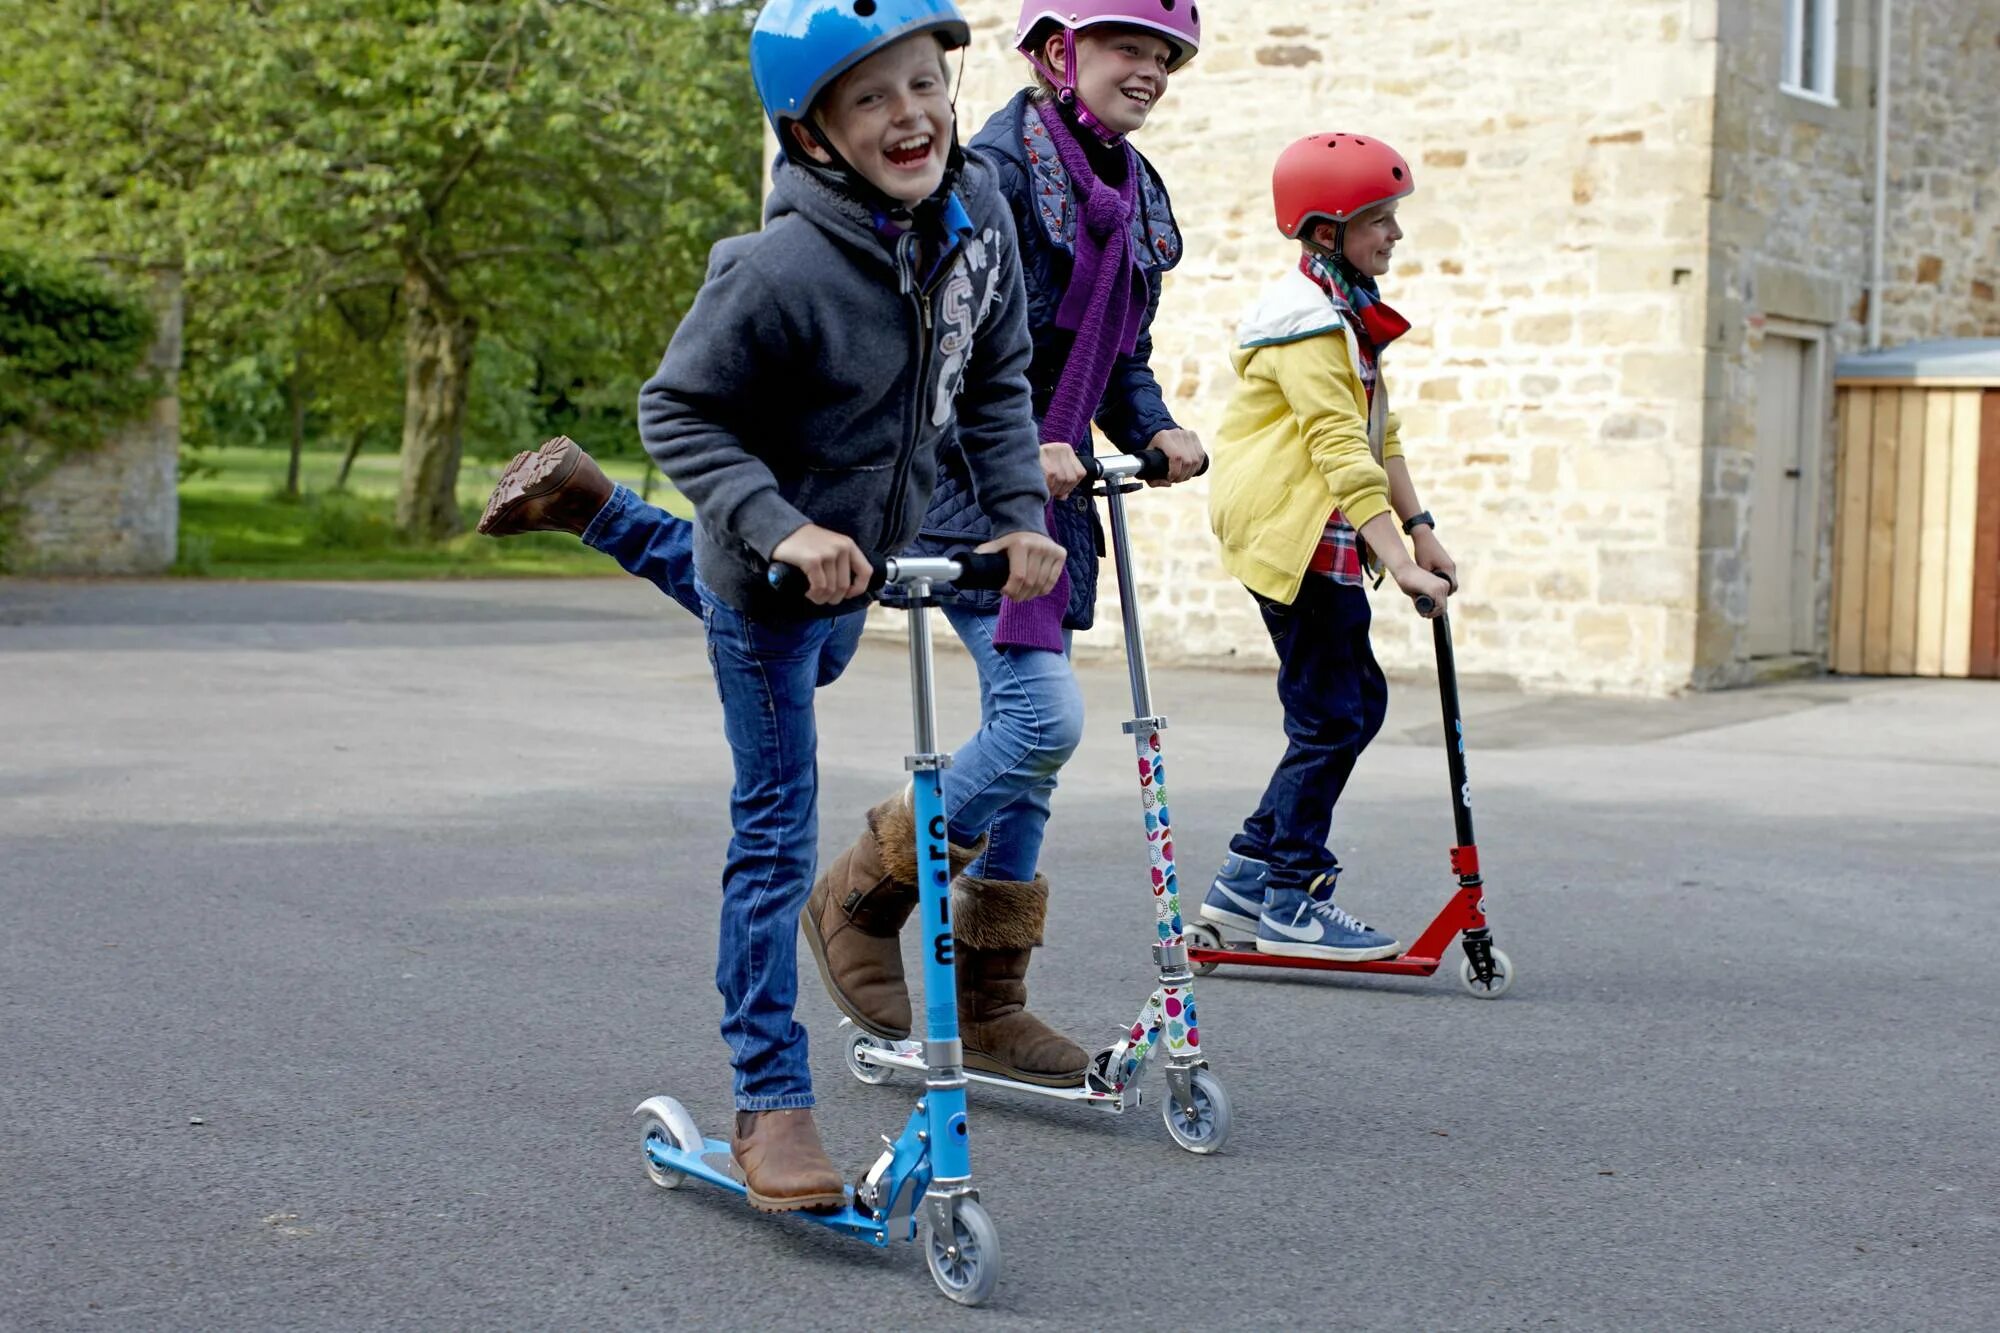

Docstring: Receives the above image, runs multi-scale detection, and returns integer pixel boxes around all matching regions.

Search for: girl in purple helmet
[478,0,1205,1090]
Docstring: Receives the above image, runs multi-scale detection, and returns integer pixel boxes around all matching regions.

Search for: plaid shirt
[1300,254,1404,586]
[1309,512,1367,583]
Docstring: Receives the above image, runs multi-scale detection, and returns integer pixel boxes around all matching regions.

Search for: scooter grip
[767,562,809,597]
[1129,448,1211,482]
[951,551,1014,591]
[765,561,888,599]
[1079,450,1212,482]
[1414,594,1438,616]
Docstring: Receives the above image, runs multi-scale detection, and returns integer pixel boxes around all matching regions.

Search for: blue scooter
[634,552,1012,1306]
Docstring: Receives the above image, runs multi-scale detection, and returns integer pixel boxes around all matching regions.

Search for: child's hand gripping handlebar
[1413,569,1458,618]
[767,551,1015,598]
[1081,448,1211,484]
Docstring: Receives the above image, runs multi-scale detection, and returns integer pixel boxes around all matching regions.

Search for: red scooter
[1183,603,1515,997]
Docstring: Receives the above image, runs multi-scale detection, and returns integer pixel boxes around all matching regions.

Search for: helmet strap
[795,118,911,222]
[1301,220,1373,290]
[788,116,965,233]
[1300,219,1345,262]
[1027,30,1126,146]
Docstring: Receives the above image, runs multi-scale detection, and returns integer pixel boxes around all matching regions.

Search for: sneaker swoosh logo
[1212,883,1261,914]
[1260,915,1328,942]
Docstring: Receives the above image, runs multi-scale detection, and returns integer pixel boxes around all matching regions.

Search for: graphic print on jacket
[932,226,1006,428]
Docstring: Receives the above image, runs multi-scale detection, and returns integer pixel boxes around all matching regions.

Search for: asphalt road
[2,578,1995,1330]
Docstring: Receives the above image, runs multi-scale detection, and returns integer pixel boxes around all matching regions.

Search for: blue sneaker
[1200,854,1270,933]
[1255,875,1401,961]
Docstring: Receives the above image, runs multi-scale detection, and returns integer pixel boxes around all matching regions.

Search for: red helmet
[1272,134,1415,240]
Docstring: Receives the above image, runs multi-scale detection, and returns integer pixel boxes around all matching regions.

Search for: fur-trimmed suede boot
[953,874,1088,1088]
[803,790,986,1040]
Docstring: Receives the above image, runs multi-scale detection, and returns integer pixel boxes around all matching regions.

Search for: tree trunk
[284,364,305,498]
[394,261,476,540]
[334,427,366,491]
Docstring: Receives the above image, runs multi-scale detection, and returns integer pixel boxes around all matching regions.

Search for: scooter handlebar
[1081,448,1211,483]
[916,551,1013,591]
[766,551,1014,598]
[1414,569,1458,618]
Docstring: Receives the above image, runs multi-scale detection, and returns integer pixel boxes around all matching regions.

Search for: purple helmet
[1015,2,1202,73]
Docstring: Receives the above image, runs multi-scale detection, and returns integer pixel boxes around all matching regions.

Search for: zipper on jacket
[879,225,967,548]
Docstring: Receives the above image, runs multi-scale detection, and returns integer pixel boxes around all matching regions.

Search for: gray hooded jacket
[639,155,1049,618]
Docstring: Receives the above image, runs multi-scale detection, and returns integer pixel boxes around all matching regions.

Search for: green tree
[206,1,760,538]
[2,0,760,539]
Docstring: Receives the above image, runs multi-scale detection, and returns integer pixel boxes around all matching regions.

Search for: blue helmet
[750,0,972,141]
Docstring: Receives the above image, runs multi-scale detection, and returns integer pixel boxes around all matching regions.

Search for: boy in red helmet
[1199,134,1456,960]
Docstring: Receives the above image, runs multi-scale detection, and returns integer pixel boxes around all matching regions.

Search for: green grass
[174,445,690,580]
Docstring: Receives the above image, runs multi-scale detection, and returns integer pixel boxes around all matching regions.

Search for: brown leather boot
[953,874,1088,1088]
[730,1109,845,1214]
[803,791,986,1040]
[476,435,614,537]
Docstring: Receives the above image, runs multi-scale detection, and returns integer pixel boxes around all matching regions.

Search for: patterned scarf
[1300,251,1410,363]
[993,100,1147,653]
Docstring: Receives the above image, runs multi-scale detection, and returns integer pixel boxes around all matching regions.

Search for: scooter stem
[906,579,941,758]
[1102,483,1157,719]
[900,576,973,1187]
[1431,613,1478,853]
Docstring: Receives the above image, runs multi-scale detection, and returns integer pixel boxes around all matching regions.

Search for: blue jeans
[938,605,1084,882]
[1230,577,1389,895]
[583,486,702,617]
[699,580,867,1110]
[588,491,1086,881]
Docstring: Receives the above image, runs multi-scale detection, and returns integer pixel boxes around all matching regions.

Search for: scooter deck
[1183,944,1446,975]
[855,1038,1122,1106]
[1188,882,1487,977]
[643,1136,894,1245]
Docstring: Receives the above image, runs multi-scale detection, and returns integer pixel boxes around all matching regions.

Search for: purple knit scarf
[993,102,1147,651]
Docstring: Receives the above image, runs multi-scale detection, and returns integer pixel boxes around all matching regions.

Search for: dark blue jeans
[1230,577,1389,895]
[583,485,702,616]
[698,580,866,1110]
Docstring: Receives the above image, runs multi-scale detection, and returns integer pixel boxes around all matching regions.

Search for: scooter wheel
[1161,1068,1231,1155]
[923,1198,1001,1307]
[844,1025,895,1085]
[633,1096,702,1190]
[1458,946,1515,999]
[1184,923,1223,976]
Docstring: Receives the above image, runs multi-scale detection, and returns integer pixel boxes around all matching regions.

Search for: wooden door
[1750,334,1818,656]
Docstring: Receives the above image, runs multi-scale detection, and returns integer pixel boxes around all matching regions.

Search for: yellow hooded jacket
[1207,266,1401,605]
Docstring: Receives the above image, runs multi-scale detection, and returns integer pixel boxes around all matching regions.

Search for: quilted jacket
[907,89,1183,630]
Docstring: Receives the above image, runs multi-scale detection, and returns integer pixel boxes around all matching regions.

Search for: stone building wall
[1696,0,2000,686]
[1875,0,2000,344]
[15,269,184,575]
[949,0,1721,695]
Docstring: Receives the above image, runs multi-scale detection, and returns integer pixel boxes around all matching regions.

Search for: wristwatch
[1402,510,1436,535]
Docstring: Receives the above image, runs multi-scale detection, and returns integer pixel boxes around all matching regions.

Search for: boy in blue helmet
[485,3,1208,1094]
[630,0,1062,1212]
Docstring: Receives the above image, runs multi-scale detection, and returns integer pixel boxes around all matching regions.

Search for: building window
[1782,0,1839,104]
